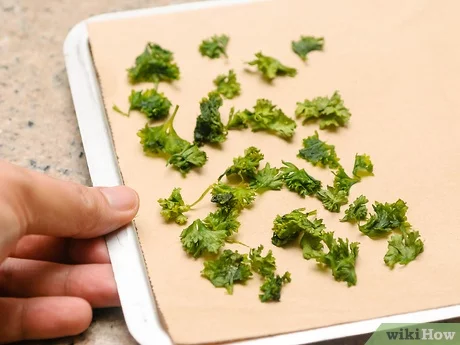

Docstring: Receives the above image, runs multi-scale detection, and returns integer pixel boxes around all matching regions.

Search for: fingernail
[100,186,139,211]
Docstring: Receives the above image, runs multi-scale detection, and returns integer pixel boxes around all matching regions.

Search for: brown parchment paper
[87,0,460,343]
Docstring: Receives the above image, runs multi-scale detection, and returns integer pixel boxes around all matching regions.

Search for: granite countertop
[0,0,371,344]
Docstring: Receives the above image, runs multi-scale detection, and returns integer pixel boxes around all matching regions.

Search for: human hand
[0,160,139,344]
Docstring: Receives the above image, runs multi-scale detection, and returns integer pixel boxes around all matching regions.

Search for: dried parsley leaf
[137,106,207,175]
[301,230,359,286]
[298,131,340,169]
[317,166,359,213]
[333,167,360,195]
[249,163,283,192]
[158,188,190,225]
[384,229,424,269]
[201,249,252,294]
[317,168,357,213]
[291,36,324,61]
[180,219,227,258]
[259,272,291,302]
[319,232,359,286]
[227,108,251,129]
[341,195,369,223]
[211,183,256,211]
[249,99,297,139]
[220,146,264,182]
[227,100,297,139]
[316,186,349,213]
[128,89,172,120]
[128,43,180,84]
[353,154,374,178]
[280,161,322,198]
[193,91,227,147]
[203,207,241,236]
[199,34,230,59]
[300,224,326,260]
[220,147,263,180]
[272,209,307,247]
[246,52,297,81]
[214,69,241,99]
[359,199,410,237]
[295,91,351,130]
[272,208,323,247]
[167,144,207,174]
[249,245,291,302]
[249,245,277,277]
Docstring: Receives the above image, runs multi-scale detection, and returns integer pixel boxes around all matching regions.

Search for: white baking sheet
[63,1,460,344]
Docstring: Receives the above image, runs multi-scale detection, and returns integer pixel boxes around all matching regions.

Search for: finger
[0,258,119,308]
[69,236,110,264]
[10,235,110,264]
[0,160,139,262]
[0,296,91,344]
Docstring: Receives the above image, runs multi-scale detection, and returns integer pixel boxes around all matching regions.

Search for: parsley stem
[112,104,129,117]
[226,238,249,248]
[189,184,213,207]
[164,105,179,132]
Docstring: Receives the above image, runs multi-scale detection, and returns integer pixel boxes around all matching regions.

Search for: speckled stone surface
[0,1,401,344]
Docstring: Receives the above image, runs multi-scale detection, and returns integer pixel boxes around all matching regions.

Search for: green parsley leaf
[249,163,283,192]
[128,89,172,120]
[316,186,349,213]
[384,229,424,269]
[227,108,250,129]
[247,52,297,81]
[359,199,410,237]
[211,183,256,211]
[249,245,277,277]
[137,106,207,175]
[353,154,374,178]
[259,272,291,302]
[199,34,230,59]
[201,249,252,294]
[320,232,360,286]
[203,207,241,236]
[295,91,351,130]
[193,91,227,147]
[128,43,180,84]
[301,230,359,286]
[249,245,291,302]
[272,208,323,247]
[227,100,297,139]
[180,219,227,258]
[333,167,360,195]
[213,69,241,99]
[158,188,190,225]
[341,195,369,223]
[167,144,208,174]
[280,161,322,198]
[300,224,326,260]
[220,146,264,181]
[249,99,297,139]
[291,36,324,61]
[298,131,340,169]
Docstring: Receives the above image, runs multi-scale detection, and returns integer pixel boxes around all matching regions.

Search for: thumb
[0,161,139,262]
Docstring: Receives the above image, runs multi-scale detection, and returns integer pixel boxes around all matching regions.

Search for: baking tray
[63,1,460,344]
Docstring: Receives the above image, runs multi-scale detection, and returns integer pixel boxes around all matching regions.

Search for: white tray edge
[63,1,460,344]
[63,18,171,345]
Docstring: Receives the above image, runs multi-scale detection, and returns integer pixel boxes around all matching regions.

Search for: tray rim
[63,1,460,344]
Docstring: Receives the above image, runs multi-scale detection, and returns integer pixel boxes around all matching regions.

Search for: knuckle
[0,259,14,296]
[73,185,103,235]
[0,163,33,234]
